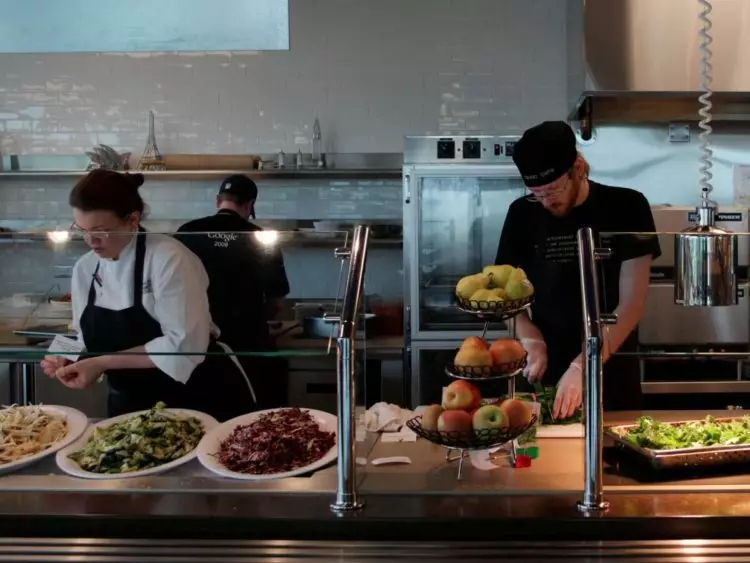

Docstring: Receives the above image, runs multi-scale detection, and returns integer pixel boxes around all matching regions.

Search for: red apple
[454,346,493,369]
[441,380,481,411]
[468,384,481,411]
[461,336,489,350]
[472,404,509,431]
[437,409,473,436]
[489,338,526,365]
[499,399,533,430]
[420,404,443,431]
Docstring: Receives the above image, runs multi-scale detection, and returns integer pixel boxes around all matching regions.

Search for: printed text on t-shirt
[543,234,578,264]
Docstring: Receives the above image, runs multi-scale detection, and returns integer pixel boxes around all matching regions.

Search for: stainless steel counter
[3,411,750,548]
[2,410,750,496]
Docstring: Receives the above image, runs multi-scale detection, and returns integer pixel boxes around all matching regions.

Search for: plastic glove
[553,361,583,420]
[520,338,547,384]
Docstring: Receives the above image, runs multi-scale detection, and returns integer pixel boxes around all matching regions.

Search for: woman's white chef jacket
[70,233,217,383]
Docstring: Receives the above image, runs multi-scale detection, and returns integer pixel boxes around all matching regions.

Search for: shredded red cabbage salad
[216,408,335,474]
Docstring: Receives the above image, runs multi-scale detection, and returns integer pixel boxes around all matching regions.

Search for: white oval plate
[197,408,337,481]
[56,408,217,480]
[0,405,88,476]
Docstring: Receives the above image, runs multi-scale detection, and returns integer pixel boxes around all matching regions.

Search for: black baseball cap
[512,121,578,188]
[218,174,258,204]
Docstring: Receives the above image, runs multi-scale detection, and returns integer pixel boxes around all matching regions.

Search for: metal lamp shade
[674,225,738,307]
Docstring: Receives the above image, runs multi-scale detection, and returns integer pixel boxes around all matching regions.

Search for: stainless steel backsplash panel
[639,283,750,345]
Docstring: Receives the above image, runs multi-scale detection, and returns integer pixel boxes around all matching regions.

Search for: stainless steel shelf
[0,234,401,248]
[0,169,402,180]
[641,380,750,394]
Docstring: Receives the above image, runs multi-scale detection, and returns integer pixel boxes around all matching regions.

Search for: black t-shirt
[176,210,290,348]
[495,181,660,349]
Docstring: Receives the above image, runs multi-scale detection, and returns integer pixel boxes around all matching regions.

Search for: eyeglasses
[69,223,113,241]
[528,176,570,202]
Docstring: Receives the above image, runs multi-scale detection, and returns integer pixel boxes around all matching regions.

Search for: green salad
[620,415,750,451]
[69,402,205,474]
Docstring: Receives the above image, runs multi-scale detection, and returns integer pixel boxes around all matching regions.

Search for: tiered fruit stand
[407,293,538,479]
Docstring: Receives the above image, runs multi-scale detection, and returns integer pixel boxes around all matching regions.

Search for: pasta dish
[0,405,68,464]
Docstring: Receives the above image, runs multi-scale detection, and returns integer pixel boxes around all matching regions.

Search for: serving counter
[3,410,750,552]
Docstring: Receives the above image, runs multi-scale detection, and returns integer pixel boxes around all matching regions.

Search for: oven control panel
[404,135,521,165]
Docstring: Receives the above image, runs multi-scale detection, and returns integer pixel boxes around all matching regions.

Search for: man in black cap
[495,121,660,418]
[177,174,290,408]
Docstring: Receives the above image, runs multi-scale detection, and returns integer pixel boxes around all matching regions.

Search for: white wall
[583,124,750,206]
[0,0,573,155]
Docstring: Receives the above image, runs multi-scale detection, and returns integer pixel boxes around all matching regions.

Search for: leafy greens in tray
[69,402,204,474]
[619,415,750,451]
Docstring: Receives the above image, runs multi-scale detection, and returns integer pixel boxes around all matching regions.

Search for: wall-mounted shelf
[0,169,402,181]
[0,231,403,249]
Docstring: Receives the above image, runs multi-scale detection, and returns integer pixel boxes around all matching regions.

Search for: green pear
[505,278,534,301]
[490,288,507,301]
[469,289,495,307]
[508,267,528,284]
[482,265,514,288]
[455,274,489,300]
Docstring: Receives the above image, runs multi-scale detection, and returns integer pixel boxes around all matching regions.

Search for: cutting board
[163,154,259,170]
[0,322,71,345]
[535,423,584,438]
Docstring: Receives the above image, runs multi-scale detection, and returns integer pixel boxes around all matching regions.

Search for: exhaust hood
[571,0,750,125]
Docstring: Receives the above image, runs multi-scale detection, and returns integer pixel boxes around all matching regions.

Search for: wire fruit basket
[445,354,527,381]
[406,416,537,451]
[407,415,538,479]
[455,294,533,320]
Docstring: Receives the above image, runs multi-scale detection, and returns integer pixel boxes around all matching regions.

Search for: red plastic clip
[514,454,532,468]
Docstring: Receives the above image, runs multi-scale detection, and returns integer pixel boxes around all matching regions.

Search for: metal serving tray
[605,417,750,470]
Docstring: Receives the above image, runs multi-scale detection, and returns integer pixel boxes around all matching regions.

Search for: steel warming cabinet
[402,135,526,406]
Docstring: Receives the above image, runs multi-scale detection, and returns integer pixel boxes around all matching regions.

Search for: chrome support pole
[576,227,609,513]
[331,225,370,513]
[9,362,36,406]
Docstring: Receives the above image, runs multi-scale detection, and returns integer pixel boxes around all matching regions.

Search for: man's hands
[554,361,583,419]
[520,338,547,384]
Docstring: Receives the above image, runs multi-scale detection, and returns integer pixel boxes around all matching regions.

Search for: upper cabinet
[0,0,289,53]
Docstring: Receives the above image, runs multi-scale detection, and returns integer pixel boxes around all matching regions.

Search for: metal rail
[3,538,750,562]
[577,227,609,512]
[331,225,370,512]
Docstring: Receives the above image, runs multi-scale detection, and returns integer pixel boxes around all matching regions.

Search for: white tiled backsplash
[0,176,405,301]
[0,243,405,303]
[0,177,402,221]
[0,0,574,155]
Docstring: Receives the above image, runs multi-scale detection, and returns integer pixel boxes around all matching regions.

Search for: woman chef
[40,170,256,421]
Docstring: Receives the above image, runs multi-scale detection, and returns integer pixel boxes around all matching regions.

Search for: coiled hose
[698,0,714,205]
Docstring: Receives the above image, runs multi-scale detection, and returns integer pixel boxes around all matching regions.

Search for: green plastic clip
[516,446,539,459]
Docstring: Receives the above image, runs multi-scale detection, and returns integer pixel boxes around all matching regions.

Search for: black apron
[220,323,288,410]
[515,217,643,412]
[79,231,257,421]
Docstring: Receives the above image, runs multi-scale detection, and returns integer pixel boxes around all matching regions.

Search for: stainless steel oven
[636,206,750,396]
[402,135,525,406]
